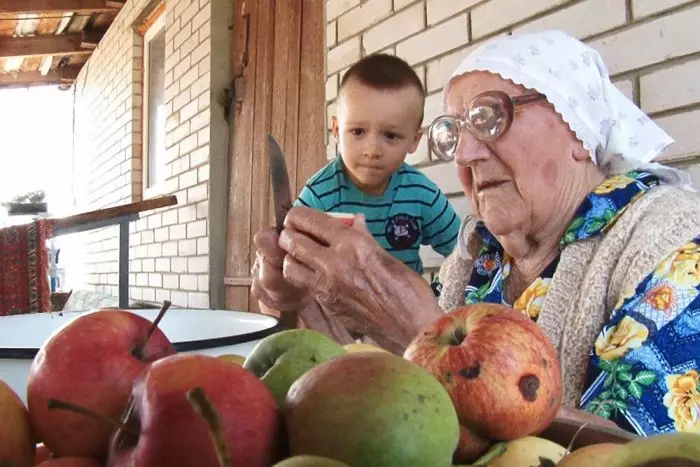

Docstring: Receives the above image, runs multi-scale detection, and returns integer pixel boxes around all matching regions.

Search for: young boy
[295,53,461,275]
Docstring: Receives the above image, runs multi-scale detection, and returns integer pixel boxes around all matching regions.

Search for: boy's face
[332,79,424,196]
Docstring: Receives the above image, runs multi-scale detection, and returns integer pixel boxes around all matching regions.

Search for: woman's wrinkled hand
[250,227,313,313]
[276,207,438,348]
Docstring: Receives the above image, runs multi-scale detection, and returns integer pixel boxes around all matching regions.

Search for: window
[142,12,166,196]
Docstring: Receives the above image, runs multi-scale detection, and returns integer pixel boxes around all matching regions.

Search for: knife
[267,134,298,330]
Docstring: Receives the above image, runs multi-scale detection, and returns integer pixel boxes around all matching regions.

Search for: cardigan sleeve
[580,235,700,435]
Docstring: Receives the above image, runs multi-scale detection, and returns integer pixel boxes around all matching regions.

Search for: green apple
[273,455,350,467]
[243,329,347,407]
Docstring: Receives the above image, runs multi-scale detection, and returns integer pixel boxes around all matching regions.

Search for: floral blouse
[431,171,700,435]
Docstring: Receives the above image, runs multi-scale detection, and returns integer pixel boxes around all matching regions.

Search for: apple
[284,352,460,467]
[342,342,389,354]
[243,329,347,407]
[326,212,354,226]
[27,306,176,460]
[0,378,34,467]
[107,353,280,467]
[404,303,563,441]
[36,458,103,467]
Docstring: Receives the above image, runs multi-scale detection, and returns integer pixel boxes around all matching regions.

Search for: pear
[273,455,350,466]
[0,378,34,467]
[557,443,621,466]
[217,354,246,366]
[285,352,460,467]
[605,432,700,467]
[471,436,568,466]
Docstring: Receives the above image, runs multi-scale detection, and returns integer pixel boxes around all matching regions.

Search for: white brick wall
[325,0,700,270]
[72,0,224,308]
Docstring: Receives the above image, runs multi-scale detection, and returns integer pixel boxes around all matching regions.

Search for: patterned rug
[0,219,56,316]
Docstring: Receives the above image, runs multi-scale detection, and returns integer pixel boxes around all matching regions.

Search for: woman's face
[444,71,585,238]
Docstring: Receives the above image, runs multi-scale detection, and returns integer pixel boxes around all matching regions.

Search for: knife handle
[280,310,299,329]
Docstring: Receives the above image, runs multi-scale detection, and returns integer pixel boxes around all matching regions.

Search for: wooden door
[224,0,326,312]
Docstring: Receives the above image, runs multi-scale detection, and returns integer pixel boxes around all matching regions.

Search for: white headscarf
[447,29,693,190]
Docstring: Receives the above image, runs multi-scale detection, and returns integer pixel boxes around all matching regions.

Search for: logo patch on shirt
[385,214,420,249]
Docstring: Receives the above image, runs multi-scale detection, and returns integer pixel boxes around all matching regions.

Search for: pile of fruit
[1,301,698,466]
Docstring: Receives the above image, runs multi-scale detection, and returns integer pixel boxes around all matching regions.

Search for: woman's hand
[277,206,442,352]
[250,227,314,313]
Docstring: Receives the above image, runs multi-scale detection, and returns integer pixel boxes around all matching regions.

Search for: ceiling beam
[0,1,120,18]
[0,65,81,89]
[0,34,93,58]
[81,28,107,49]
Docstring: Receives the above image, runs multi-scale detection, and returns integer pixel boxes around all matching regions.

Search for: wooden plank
[295,0,326,189]
[0,34,91,58]
[247,0,275,314]
[0,64,80,88]
[284,0,302,198]
[267,0,291,237]
[0,0,119,17]
[54,195,177,231]
[225,0,259,312]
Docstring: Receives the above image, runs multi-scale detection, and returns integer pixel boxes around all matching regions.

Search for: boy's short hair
[339,53,426,123]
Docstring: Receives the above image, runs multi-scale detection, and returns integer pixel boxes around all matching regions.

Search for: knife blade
[266,134,298,330]
[267,134,293,234]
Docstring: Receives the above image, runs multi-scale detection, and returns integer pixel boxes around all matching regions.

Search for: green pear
[285,352,460,467]
[605,432,700,467]
[243,329,347,407]
[273,455,350,466]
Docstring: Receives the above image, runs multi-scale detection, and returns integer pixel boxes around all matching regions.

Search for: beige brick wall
[324,0,700,270]
[72,0,230,308]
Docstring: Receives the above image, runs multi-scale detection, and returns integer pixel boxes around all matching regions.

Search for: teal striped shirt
[294,158,461,274]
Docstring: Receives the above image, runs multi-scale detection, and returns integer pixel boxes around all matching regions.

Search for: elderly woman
[251,30,700,436]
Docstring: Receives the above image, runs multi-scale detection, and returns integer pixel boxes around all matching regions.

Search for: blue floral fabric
[432,171,700,434]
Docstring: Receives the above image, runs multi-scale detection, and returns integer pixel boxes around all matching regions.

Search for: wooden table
[52,195,178,308]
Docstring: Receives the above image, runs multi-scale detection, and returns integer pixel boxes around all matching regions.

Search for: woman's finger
[278,227,333,272]
[284,206,347,246]
[253,228,285,268]
[282,254,320,291]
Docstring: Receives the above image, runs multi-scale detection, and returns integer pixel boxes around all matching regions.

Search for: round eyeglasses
[427,90,547,161]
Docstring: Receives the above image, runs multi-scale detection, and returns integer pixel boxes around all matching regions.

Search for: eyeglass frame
[427,90,548,162]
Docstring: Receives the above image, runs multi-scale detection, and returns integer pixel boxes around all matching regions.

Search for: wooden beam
[81,28,107,49]
[0,1,119,17]
[0,65,81,89]
[0,34,92,58]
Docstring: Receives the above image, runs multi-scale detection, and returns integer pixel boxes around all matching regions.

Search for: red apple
[27,308,176,460]
[36,458,103,467]
[107,353,280,467]
[0,378,34,467]
[404,303,563,441]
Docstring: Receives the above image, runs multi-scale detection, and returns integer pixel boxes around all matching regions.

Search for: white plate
[0,308,282,404]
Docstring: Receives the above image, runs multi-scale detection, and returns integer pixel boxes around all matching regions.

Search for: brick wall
[324,0,700,270]
[72,0,231,308]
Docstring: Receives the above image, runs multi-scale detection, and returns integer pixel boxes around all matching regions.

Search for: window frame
[141,11,167,199]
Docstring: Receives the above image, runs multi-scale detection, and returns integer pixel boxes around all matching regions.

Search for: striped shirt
[294,157,461,274]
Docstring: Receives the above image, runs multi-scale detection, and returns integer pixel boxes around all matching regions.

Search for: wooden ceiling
[0,1,126,90]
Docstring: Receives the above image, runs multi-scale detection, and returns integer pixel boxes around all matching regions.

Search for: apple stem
[46,399,140,437]
[133,300,171,360]
[186,387,235,467]
[565,421,591,453]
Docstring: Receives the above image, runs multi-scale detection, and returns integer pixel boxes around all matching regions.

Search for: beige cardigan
[436,185,700,407]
